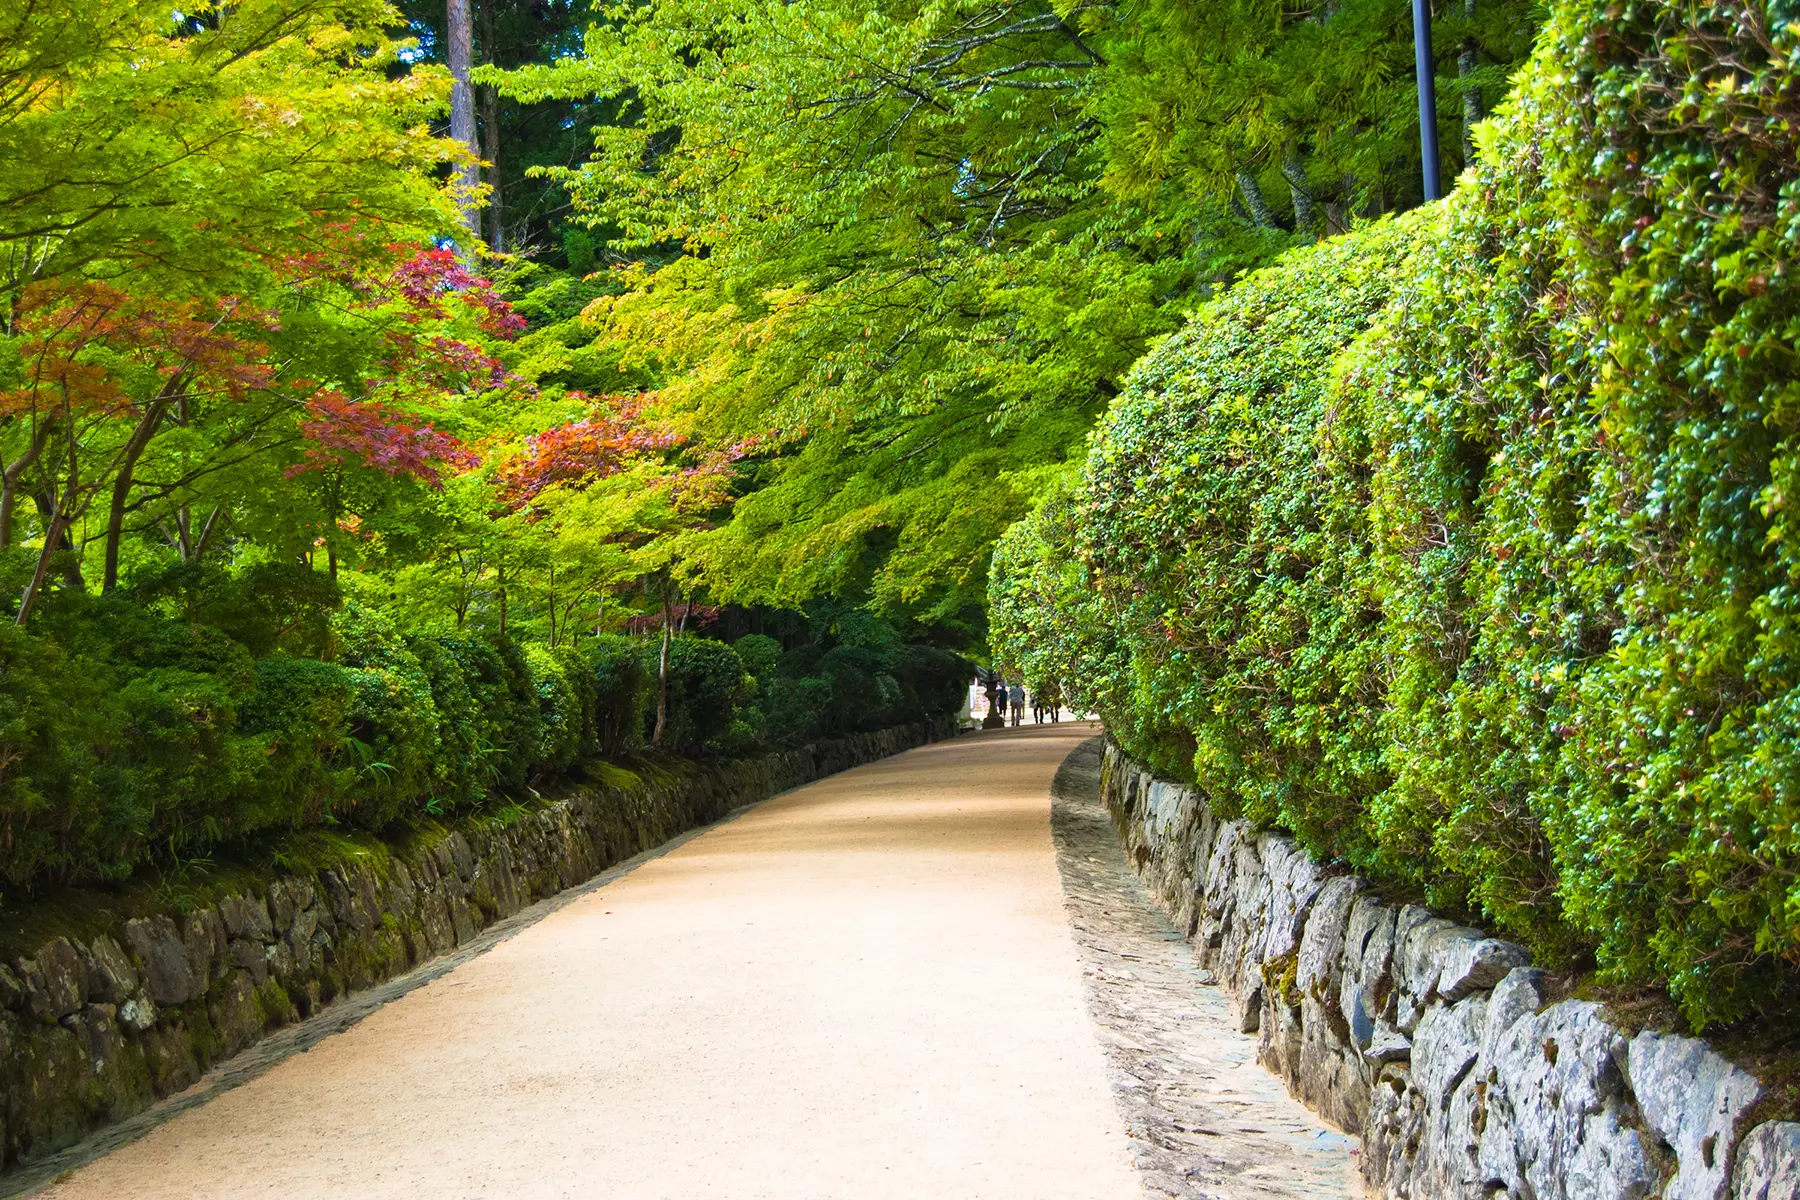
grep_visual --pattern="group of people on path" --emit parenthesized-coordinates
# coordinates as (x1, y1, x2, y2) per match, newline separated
(988, 679, 1063, 726)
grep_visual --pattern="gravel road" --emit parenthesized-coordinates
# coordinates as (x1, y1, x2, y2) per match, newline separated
(37, 723, 1355, 1199)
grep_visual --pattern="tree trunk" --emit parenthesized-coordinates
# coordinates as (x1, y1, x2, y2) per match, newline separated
(478, 1, 505, 253)
(1281, 144, 1316, 236)
(15, 508, 72, 625)
(483, 85, 505, 252)
(101, 398, 170, 593)
(18, 445, 81, 625)
(1235, 165, 1276, 229)
(652, 580, 673, 747)
(447, 0, 482, 243)
(0, 418, 54, 548)
(1459, 0, 1481, 163)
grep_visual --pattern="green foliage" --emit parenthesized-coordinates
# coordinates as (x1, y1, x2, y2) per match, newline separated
(581, 634, 652, 758)
(525, 644, 583, 775)
(649, 636, 755, 754)
(995, 0, 1800, 1028)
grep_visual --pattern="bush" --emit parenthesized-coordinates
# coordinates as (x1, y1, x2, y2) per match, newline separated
(525, 644, 584, 776)
(238, 655, 355, 833)
(580, 634, 650, 757)
(334, 603, 442, 830)
(644, 636, 753, 753)
(993, 0, 1800, 1027)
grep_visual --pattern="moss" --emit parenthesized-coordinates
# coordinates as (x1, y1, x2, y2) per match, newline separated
(1261, 952, 1302, 1010)
(251, 980, 298, 1031)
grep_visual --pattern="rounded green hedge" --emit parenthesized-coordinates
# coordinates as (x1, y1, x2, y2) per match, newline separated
(995, 0, 1800, 1027)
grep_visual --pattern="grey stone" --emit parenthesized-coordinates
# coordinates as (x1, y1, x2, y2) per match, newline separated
(448, 894, 477, 946)
(0, 961, 24, 1010)
(124, 915, 198, 1005)
(286, 903, 319, 956)
(207, 969, 262, 1059)
(1252, 834, 1327, 968)
(1365, 1065, 1426, 1196)
(1365, 1023, 1412, 1067)
(1195, 820, 1250, 964)
(1404, 994, 1497, 1200)
(1732, 1122, 1800, 1200)
(1434, 934, 1531, 1003)
(1624, 1030, 1763, 1200)
(228, 937, 269, 985)
(1393, 906, 1458, 1032)
(1296, 876, 1360, 998)
(384, 859, 418, 917)
(182, 907, 226, 984)
(1477, 999, 1656, 1200)
(1339, 896, 1397, 1049)
(81, 934, 139, 1004)
(1481, 966, 1546, 1067)
(216, 891, 274, 942)
(1413, 993, 1489, 1108)
(266, 940, 296, 982)
(18, 937, 85, 1022)
(76, 1002, 123, 1067)
(267, 879, 299, 931)
(117, 991, 157, 1033)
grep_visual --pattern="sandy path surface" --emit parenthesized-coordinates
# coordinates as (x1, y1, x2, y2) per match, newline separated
(42, 723, 1144, 1200)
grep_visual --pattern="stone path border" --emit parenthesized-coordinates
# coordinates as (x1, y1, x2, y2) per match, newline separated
(0, 798, 768, 1200)
(1050, 736, 1362, 1199)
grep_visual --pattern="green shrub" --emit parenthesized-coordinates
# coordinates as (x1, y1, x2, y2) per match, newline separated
(525, 644, 583, 776)
(238, 655, 355, 833)
(994, 0, 1800, 1027)
(645, 636, 753, 753)
(580, 634, 650, 756)
(333, 602, 441, 830)
(0, 624, 110, 887)
(732, 633, 782, 683)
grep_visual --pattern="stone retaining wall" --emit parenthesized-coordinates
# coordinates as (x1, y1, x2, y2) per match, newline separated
(1100, 740, 1800, 1200)
(0, 720, 954, 1174)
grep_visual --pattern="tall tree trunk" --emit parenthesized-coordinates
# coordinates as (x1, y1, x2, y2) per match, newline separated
(652, 579, 673, 747)
(483, 85, 504, 252)
(101, 398, 170, 593)
(1235, 165, 1276, 229)
(32, 490, 83, 591)
(1459, 0, 1481, 163)
(1282, 144, 1316, 236)
(447, 0, 482, 243)
(0, 418, 54, 548)
(16, 509, 71, 625)
(478, 1, 504, 253)
(18, 445, 80, 625)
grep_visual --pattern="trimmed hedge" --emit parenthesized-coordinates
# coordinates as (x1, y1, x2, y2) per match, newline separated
(0, 574, 969, 897)
(994, 0, 1800, 1027)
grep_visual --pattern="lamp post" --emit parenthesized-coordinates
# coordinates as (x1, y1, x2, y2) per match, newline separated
(1412, 0, 1443, 201)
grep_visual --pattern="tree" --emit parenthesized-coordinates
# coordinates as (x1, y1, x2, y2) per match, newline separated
(496, 0, 1542, 624)
(448, 0, 483, 242)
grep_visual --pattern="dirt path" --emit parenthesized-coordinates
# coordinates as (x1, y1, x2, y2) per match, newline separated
(37, 724, 1357, 1200)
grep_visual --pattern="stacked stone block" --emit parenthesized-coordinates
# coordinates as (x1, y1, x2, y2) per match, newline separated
(1101, 741, 1799, 1200)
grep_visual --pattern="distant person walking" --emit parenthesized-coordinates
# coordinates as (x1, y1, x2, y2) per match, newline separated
(993, 683, 1009, 724)
(1008, 682, 1025, 727)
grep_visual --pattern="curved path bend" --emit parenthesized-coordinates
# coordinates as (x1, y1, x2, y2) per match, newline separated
(39, 724, 1356, 1200)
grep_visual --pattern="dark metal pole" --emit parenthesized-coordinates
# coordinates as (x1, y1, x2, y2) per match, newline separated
(1412, 0, 1443, 201)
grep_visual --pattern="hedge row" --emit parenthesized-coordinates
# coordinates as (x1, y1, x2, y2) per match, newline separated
(0, 567, 968, 894)
(993, 0, 1800, 1027)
